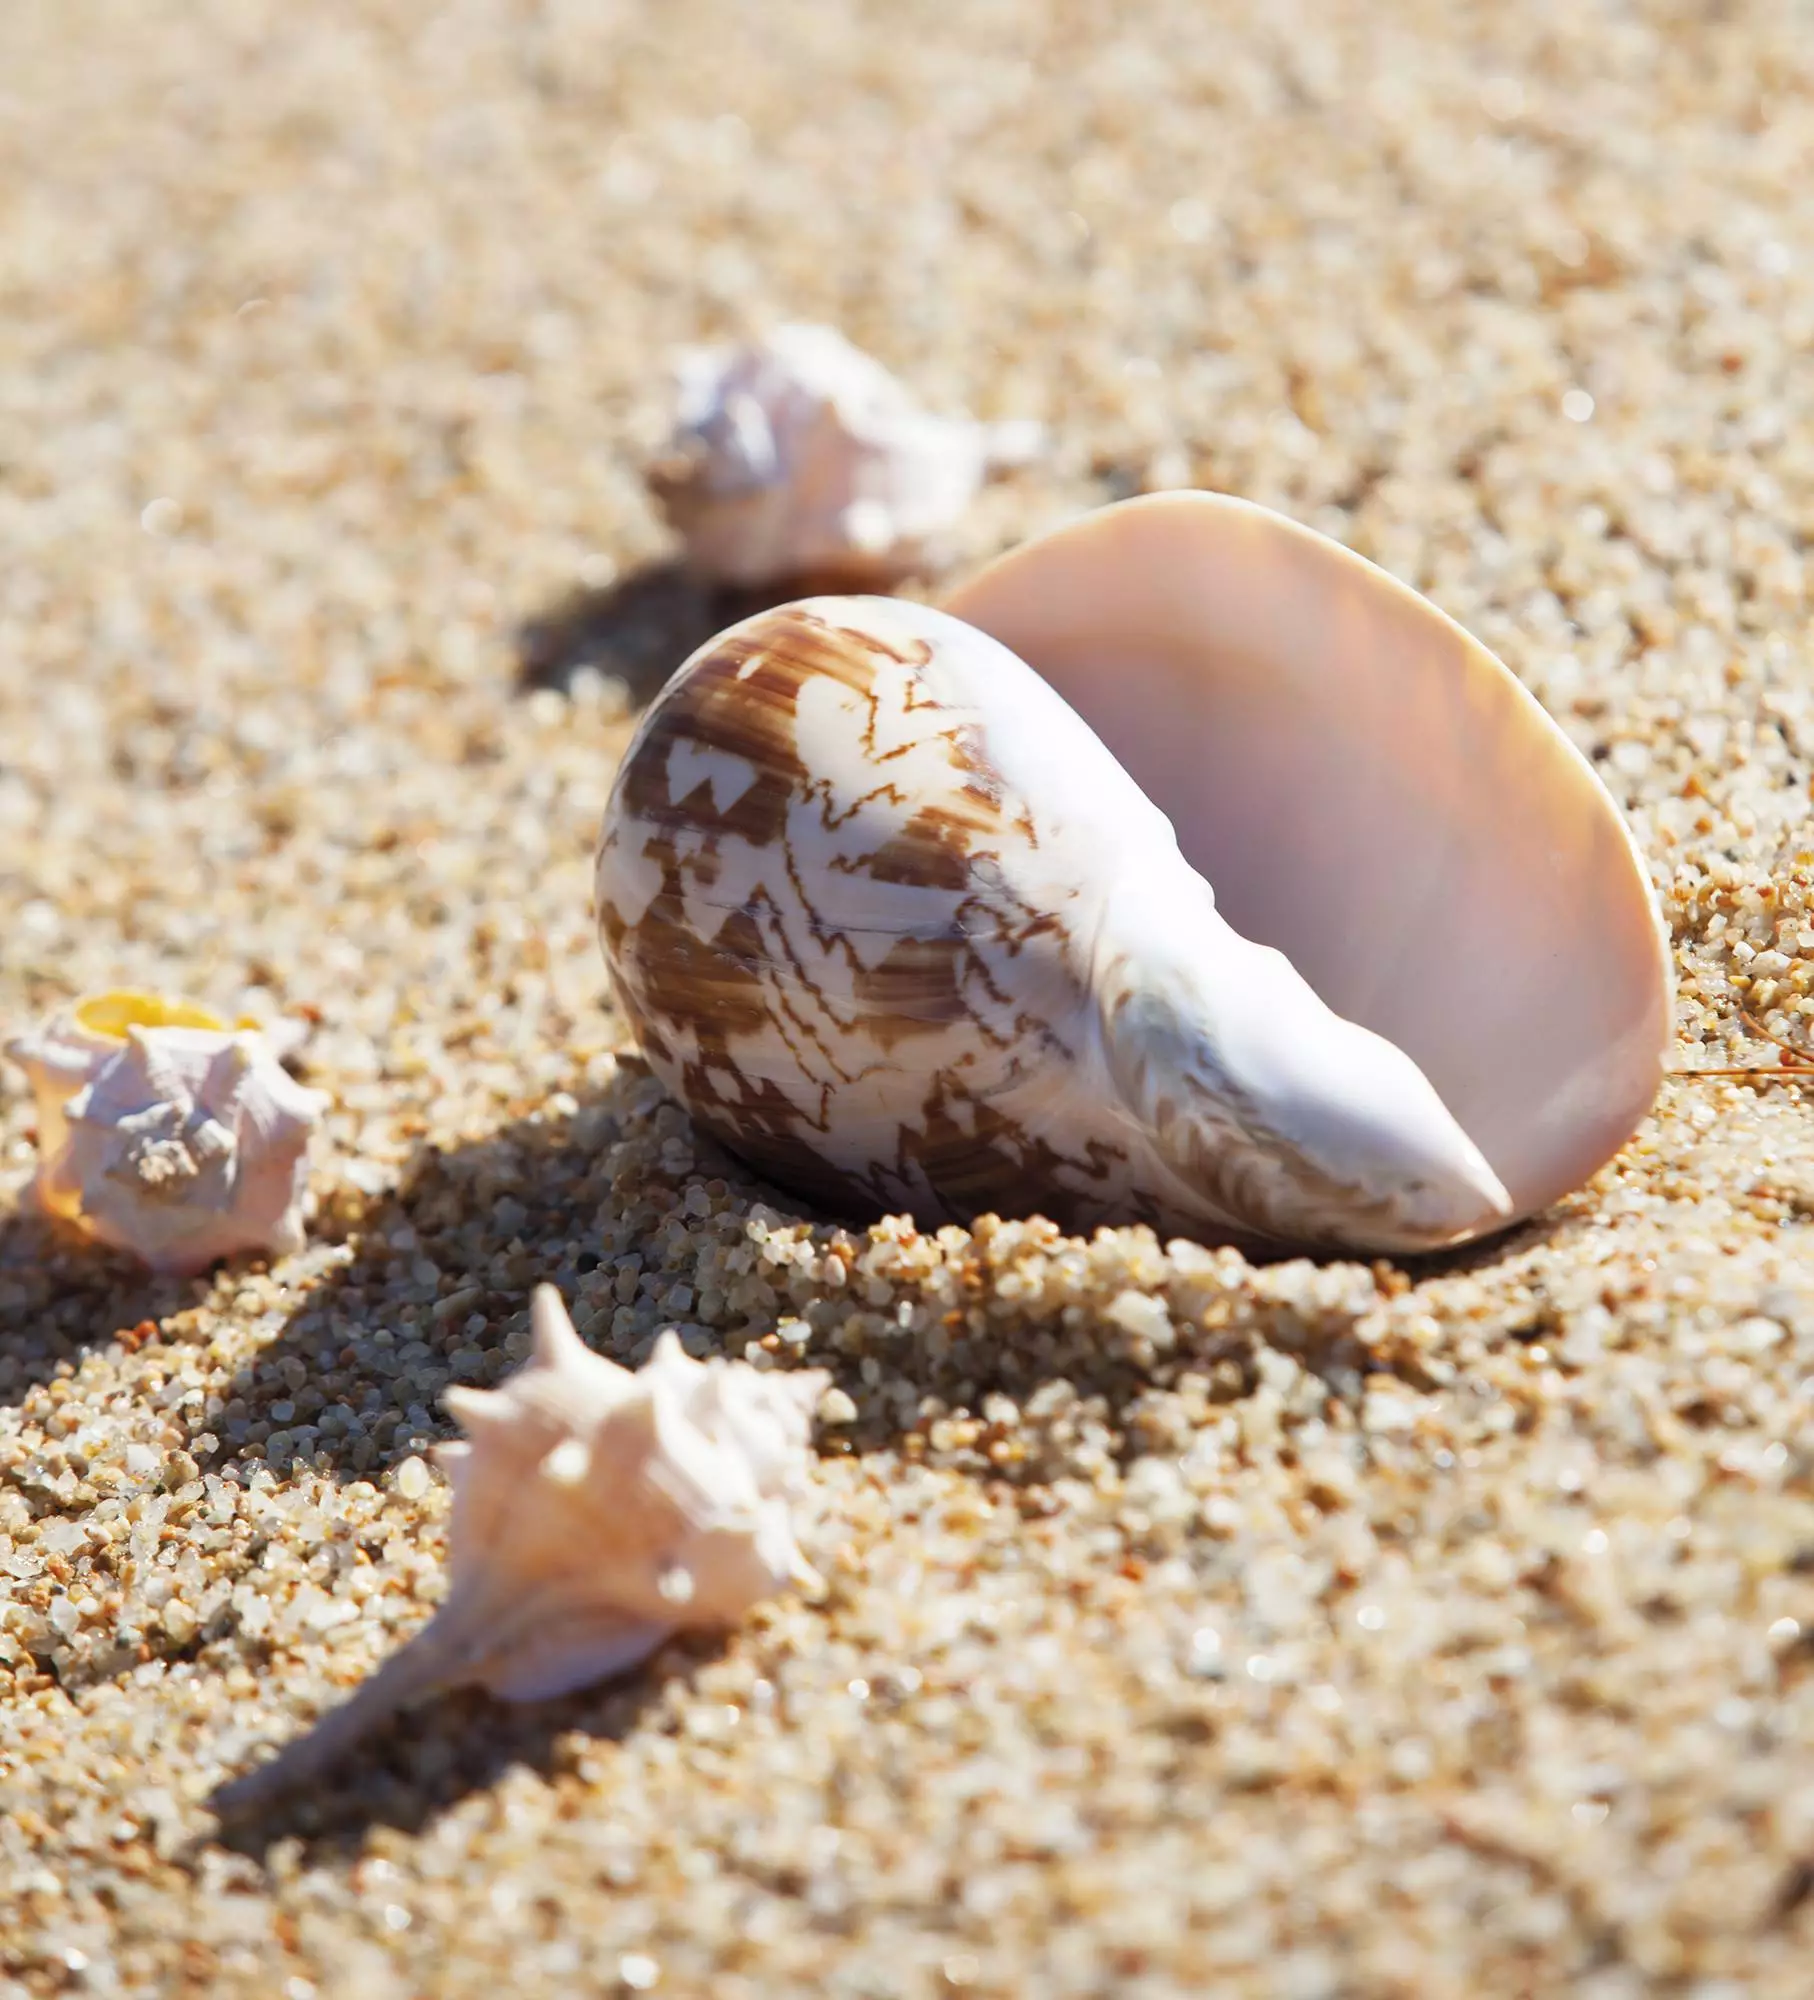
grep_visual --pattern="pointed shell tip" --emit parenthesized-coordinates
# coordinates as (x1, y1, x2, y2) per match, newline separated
(529, 1284, 583, 1368)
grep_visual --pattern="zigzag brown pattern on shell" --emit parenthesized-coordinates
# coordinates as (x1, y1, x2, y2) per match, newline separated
(680, 1071, 881, 1215)
(604, 611, 858, 1087)
(614, 611, 860, 847)
(843, 803, 1067, 1056)
(601, 604, 1133, 1231)
(893, 1075, 1145, 1232)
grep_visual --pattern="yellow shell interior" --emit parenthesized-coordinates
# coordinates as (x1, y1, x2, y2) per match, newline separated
(74, 990, 234, 1037)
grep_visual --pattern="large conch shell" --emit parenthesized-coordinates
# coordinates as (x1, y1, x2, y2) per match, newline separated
(216, 1288, 828, 1811)
(647, 323, 1042, 587)
(594, 492, 1673, 1255)
(4, 990, 326, 1275)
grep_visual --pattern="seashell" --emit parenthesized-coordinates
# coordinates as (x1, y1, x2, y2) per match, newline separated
(594, 493, 1672, 1255)
(4, 990, 327, 1275)
(646, 322, 1042, 587)
(215, 1287, 827, 1811)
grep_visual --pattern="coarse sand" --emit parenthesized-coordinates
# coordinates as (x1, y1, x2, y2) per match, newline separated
(1, 2, 1811, 1994)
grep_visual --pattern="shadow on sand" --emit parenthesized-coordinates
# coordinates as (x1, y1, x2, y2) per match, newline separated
(0, 1205, 214, 1409)
(180, 1060, 828, 1853)
(207, 1646, 702, 1862)
(513, 559, 858, 701)
(172, 1040, 1571, 1854)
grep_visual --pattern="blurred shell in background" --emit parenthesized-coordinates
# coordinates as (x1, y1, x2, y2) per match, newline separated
(647, 323, 1042, 587)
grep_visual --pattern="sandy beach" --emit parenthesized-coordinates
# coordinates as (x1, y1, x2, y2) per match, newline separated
(1, 2, 1811, 1993)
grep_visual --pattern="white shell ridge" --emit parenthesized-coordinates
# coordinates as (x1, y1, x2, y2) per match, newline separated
(594, 594, 1512, 1253)
(647, 323, 1041, 586)
(1094, 868, 1512, 1247)
(215, 1288, 827, 1811)
(4, 991, 327, 1275)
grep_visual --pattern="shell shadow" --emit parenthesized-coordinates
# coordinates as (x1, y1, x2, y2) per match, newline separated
(514, 560, 867, 700)
(0, 1203, 202, 1409)
(205, 1643, 704, 1863)
(157, 1057, 1342, 1508)
(107, 1063, 789, 1838)
(114, 1062, 1563, 1841)
(1406, 1206, 1572, 1279)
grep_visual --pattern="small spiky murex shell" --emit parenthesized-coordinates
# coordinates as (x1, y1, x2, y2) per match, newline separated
(215, 1287, 828, 1811)
(4, 990, 326, 1276)
(647, 322, 1041, 587)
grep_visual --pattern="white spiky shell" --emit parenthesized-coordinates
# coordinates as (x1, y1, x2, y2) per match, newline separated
(4, 991, 327, 1275)
(215, 1288, 827, 1812)
(593, 494, 1673, 1255)
(646, 323, 1041, 587)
